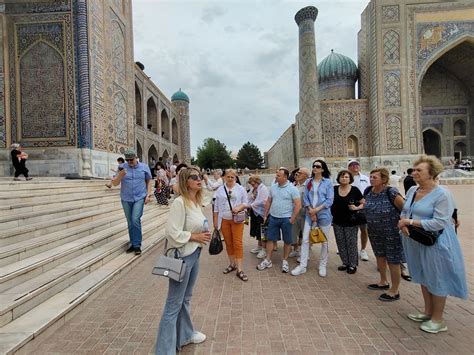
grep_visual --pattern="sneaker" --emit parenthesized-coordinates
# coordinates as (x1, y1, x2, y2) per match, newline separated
(319, 265, 327, 277)
(347, 266, 357, 274)
(26, 177, 33, 181)
(289, 250, 300, 258)
(250, 246, 262, 254)
(407, 313, 431, 322)
(337, 265, 348, 271)
(134, 247, 142, 255)
(420, 320, 447, 334)
(126, 246, 135, 253)
(360, 249, 369, 261)
(282, 260, 289, 273)
(290, 265, 307, 276)
(256, 249, 267, 259)
(13, 177, 21, 181)
(190, 331, 207, 344)
(256, 259, 272, 271)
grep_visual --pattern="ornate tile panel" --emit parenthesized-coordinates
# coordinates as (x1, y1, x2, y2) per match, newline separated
(382, 5, 400, 23)
(384, 71, 401, 107)
(386, 114, 403, 150)
(383, 30, 400, 64)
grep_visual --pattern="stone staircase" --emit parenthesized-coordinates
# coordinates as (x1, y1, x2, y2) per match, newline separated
(0, 179, 168, 354)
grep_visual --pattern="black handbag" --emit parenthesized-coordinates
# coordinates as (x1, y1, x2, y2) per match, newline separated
(209, 229, 223, 255)
(407, 190, 442, 247)
(349, 210, 367, 226)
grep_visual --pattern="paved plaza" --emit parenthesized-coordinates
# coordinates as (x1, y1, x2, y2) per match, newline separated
(34, 185, 473, 354)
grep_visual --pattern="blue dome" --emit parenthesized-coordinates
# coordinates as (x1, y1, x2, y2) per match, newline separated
(318, 50, 358, 83)
(171, 89, 190, 103)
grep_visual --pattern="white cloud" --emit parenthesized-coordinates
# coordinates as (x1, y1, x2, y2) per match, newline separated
(132, 0, 370, 157)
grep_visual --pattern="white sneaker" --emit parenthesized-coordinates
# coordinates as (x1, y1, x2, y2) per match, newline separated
(256, 249, 267, 259)
(250, 246, 262, 254)
(282, 260, 289, 273)
(289, 250, 300, 258)
(190, 331, 206, 344)
(291, 265, 307, 276)
(360, 249, 369, 261)
(319, 266, 327, 277)
(257, 259, 272, 271)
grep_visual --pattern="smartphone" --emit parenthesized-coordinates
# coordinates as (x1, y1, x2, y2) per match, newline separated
(118, 166, 124, 171)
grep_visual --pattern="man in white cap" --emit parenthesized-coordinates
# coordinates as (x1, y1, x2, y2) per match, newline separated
(347, 160, 370, 261)
(112, 148, 153, 255)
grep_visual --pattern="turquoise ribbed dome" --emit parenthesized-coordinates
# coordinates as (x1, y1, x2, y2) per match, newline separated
(171, 89, 190, 103)
(318, 50, 358, 83)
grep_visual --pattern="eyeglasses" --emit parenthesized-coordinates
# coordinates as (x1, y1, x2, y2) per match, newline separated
(188, 174, 202, 181)
(312, 164, 322, 169)
(125, 158, 135, 162)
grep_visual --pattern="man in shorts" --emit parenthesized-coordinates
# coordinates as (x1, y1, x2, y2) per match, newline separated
(257, 168, 301, 273)
(348, 160, 370, 261)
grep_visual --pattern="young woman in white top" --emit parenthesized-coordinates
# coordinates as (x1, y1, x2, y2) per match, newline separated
(213, 169, 249, 281)
(155, 167, 211, 354)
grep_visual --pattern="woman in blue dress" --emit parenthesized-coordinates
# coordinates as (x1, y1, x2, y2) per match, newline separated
(398, 155, 468, 334)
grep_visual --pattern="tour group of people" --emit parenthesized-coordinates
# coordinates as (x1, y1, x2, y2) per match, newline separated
(107, 149, 467, 354)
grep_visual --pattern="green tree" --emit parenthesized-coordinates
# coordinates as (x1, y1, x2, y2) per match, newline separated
(236, 141, 264, 169)
(196, 138, 234, 169)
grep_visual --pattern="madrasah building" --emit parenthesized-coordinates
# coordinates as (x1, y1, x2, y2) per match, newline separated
(0, 0, 191, 178)
(265, 0, 474, 173)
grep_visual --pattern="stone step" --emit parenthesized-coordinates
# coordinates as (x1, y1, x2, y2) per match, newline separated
(0, 207, 165, 293)
(0, 192, 120, 216)
(0, 211, 167, 330)
(0, 225, 166, 355)
(0, 204, 124, 247)
(0, 195, 120, 229)
(0, 184, 113, 200)
(0, 213, 124, 267)
(0, 188, 118, 206)
(0, 179, 109, 189)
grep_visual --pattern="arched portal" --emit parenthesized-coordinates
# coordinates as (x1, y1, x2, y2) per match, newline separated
(347, 135, 359, 158)
(162, 149, 169, 161)
(147, 97, 158, 134)
(136, 141, 143, 162)
(171, 118, 178, 144)
(173, 153, 179, 163)
(148, 144, 158, 165)
(454, 142, 467, 158)
(423, 129, 441, 158)
(420, 39, 473, 159)
(135, 83, 142, 126)
(161, 109, 170, 140)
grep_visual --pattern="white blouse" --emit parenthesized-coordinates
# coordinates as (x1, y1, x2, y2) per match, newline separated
(213, 183, 248, 229)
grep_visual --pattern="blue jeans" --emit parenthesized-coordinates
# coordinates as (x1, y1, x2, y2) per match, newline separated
(155, 247, 201, 354)
(121, 199, 145, 248)
(267, 215, 293, 244)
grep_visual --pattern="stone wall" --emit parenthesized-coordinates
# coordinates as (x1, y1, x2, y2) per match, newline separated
(266, 124, 296, 170)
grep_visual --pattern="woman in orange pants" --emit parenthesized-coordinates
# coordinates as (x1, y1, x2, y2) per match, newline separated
(213, 169, 249, 281)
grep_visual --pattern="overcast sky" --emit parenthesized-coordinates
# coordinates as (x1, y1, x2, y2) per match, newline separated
(132, 0, 370, 157)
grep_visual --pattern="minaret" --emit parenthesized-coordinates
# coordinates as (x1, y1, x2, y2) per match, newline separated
(171, 89, 191, 164)
(295, 6, 323, 166)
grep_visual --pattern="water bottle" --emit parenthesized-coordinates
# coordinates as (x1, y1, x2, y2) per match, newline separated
(202, 219, 210, 233)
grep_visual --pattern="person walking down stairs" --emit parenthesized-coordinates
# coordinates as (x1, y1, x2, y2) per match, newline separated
(111, 148, 153, 255)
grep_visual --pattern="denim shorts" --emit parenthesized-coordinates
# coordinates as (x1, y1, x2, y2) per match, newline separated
(267, 215, 293, 244)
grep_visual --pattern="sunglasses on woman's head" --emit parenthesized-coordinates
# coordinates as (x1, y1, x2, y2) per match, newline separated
(188, 174, 202, 181)
(312, 164, 322, 168)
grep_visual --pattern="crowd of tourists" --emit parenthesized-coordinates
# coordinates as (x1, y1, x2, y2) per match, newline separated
(103, 149, 467, 353)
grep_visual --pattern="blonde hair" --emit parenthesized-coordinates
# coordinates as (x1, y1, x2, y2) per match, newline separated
(369, 167, 390, 185)
(413, 154, 444, 178)
(224, 168, 237, 177)
(248, 175, 262, 185)
(177, 166, 203, 207)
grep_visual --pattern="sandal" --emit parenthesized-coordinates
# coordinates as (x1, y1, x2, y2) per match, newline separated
(236, 270, 248, 281)
(223, 264, 237, 274)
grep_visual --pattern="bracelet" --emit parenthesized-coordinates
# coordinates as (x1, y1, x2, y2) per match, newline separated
(409, 219, 414, 226)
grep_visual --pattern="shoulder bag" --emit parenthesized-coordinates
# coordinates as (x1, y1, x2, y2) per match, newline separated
(309, 222, 327, 244)
(406, 189, 442, 247)
(224, 185, 246, 223)
(152, 202, 187, 282)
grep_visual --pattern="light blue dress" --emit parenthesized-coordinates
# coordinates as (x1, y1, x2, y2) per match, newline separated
(401, 186, 468, 299)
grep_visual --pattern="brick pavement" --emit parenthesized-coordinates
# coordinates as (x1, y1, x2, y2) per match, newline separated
(34, 185, 473, 354)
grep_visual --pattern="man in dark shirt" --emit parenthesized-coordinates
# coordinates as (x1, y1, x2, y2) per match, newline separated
(403, 168, 417, 195)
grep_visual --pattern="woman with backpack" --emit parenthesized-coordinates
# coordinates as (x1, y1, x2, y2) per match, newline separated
(363, 167, 405, 302)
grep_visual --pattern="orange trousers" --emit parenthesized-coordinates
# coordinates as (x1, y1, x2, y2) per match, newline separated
(220, 218, 244, 259)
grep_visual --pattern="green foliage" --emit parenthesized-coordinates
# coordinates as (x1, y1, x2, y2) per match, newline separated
(236, 141, 264, 169)
(196, 138, 234, 169)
